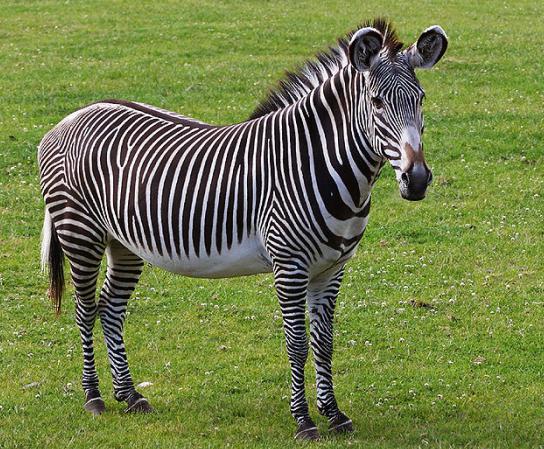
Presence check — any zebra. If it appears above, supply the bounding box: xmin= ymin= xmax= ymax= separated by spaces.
xmin=39 ymin=19 xmax=447 ymax=440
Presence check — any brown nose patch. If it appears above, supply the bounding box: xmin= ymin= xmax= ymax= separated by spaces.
xmin=402 ymin=143 xmax=426 ymax=172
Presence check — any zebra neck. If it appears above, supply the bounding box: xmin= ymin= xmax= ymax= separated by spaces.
xmin=285 ymin=67 xmax=382 ymax=216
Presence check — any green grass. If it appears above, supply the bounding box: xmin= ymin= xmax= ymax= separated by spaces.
xmin=1 ymin=0 xmax=543 ymax=448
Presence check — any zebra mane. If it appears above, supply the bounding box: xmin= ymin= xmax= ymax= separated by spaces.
xmin=250 ymin=18 xmax=403 ymax=120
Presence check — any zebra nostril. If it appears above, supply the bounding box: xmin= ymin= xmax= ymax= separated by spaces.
xmin=401 ymin=172 xmax=409 ymax=184
xmin=427 ymin=171 xmax=433 ymax=186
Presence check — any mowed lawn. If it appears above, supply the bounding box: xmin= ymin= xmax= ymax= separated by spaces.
xmin=1 ymin=0 xmax=543 ymax=448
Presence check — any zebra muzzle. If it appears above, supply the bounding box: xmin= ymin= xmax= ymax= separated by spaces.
xmin=400 ymin=162 xmax=432 ymax=201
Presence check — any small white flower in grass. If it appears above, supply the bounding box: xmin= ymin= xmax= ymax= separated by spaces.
xmin=364 ymin=340 xmax=372 ymax=347
xmin=63 ymin=383 xmax=74 ymax=396
xmin=137 ymin=381 xmax=153 ymax=388
xmin=348 ymin=340 xmax=356 ymax=347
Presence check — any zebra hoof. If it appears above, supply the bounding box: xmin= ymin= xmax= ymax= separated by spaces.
xmin=328 ymin=411 xmax=353 ymax=433
xmin=294 ymin=419 xmax=320 ymax=441
xmin=125 ymin=397 xmax=154 ymax=414
xmin=84 ymin=397 xmax=106 ymax=415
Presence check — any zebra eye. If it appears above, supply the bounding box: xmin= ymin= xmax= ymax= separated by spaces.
xmin=371 ymin=96 xmax=384 ymax=110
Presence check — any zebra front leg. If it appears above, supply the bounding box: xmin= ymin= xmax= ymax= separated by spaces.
xmin=98 ymin=240 xmax=150 ymax=413
xmin=65 ymin=242 xmax=106 ymax=415
xmin=308 ymin=268 xmax=353 ymax=433
xmin=273 ymin=262 xmax=319 ymax=441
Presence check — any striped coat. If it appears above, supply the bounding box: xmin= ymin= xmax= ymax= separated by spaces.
xmin=39 ymin=19 xmax=447 ymax=440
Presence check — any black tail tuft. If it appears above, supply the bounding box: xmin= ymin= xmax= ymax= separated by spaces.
xmin=48 ymin=223 xmax=65 ymax=315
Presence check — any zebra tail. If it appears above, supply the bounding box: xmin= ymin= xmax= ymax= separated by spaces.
xmin=41 ymin=209 xmax=65 ymax=315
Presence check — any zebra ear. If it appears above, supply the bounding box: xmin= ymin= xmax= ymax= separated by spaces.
xmin=406 ymin=25 xmax=448 ymax=69
xmin=349 ymin=27 xmax=384 ymax=72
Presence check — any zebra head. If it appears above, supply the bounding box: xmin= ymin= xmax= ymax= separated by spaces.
xmin=349 ymin=25 xmax=448 ymax=201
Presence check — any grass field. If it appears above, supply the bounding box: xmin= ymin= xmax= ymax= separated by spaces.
xmin=1 ymin=0 xmax=543 ymax=448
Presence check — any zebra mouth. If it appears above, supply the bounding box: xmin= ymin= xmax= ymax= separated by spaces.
xmin=399 ymin=165 xmax=432 ymax=201
xmin=400 ymin=188 xmax=427 ymax=201
xmin=399 ymin=180 xmax=428 ymax=201
xmin=399 ymin=173 xmax=429 ymax=201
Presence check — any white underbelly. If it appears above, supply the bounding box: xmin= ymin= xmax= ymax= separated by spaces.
xmin=119 ymin=235 xmax=273 ymax=278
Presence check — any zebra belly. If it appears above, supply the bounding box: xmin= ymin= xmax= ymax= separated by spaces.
xmin=115 ymin=236 xmax=273 ymax=278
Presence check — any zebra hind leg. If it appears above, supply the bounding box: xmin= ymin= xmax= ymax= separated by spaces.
xmin=308 ymin=269 xmax=354 ymax=434
xmin=98 ymin=239 xmax=151 ymax=413
xmin=63 ymin=238 xmax=107 ymax=415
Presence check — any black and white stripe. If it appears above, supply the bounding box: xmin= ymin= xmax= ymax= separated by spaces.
xmin=39 ymin=19 xmax=447 ymax=438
